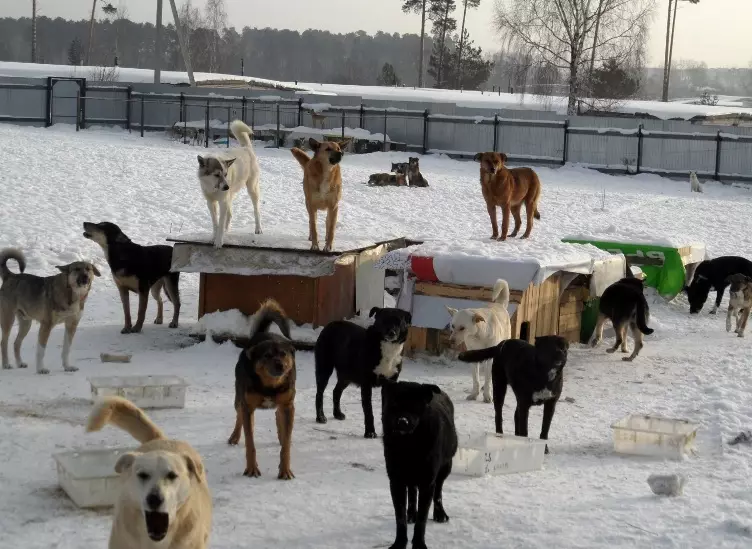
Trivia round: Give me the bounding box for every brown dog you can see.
[227,300,297,480]
[291,138,349,252]
[473,152,542,241]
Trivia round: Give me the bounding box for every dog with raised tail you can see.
[197,120,262,249]
[86,396,212,549]
[445,279,511,403]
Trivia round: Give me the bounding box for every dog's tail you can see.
[0,248,25,280]
[86,396,165,444]
[534,209,541,220]
[230,120,254,148]
[291,147,311,170]
[492,279,510,309]
[249,299,292,340]
[635,298,654,335]
[457,345,499,363]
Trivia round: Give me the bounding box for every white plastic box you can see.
[89,375,188,409]
[611,414,699,459]
[54,447,132,508]
[452,433,548,477]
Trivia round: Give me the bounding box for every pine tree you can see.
[427,0,456,88]
[68,37,84,65]
[377,63,401,86]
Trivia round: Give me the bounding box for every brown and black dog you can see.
[473,152,542,241]
[228,299,297,480]
[291,138,350,252]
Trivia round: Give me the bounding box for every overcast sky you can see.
[9,0,751,69]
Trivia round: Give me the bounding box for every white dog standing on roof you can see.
[446,278,511,403]
[197,119,262,249]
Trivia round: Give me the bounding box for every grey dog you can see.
[0,248,100,374]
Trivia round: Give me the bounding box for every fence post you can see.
[45,77,53,127]
[715,130,722,181]
[75,90,81,132]
[359,104,365,129]
[179,93,185,123]
[276,102,281,148]
[227,105,231,148]
[422,109,429,154]
[125,86,132,132]
[636,124,643,174]
[183,106,188,144]
[492,114,499,152]
[251,101,255,130]
[297,98,303,127]
[241,96,247,125]
[341,109,346,140]
[140,95,145,137]
[562,120,569,165]
[204,101,209,148]
[80,80,87,129]
[383,109,388,152]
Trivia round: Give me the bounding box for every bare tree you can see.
[494,0,655,115]
[86,0,98,65]
[31,0,38,63]
[661,0,700,102]
[403,0,430,87]
[204,0,227,73]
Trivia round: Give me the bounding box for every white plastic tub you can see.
[89,375,188,409]
[452,433,548,477]
[611,414,699,459]
[54,447,132,508]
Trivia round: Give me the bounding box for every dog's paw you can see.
[590,338,600,348]
[37,368,50,375]
[482,394,493,404]
[243,466,261,478]
[411,542,428,549]
[168,321,178,329]
[333,411,346,421]
[2,363,12,370]
[496,236,507,242]
[709,309,718,315]
[489,234,498,240]
[227,433,240,446]
[154,317,163,325]
[310,242,320,251]
[738,332,745,338]
[622,356,635,362]
[17,362,27,369]
[433,508,450,523]
[606,347,617,354]
[364,430,378,439]
[315,415,328,424]
[322,244,333,253]
[388,540,408,549]
[278,468,295,480]
[120,326,133,334]
[544,445,550,455]
[130,325,143,334]
[63,366,79,373]
[255,227,263,235]
[466,393,478,401]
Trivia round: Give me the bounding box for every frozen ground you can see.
[0,123,751,548]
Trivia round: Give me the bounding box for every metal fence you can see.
[2,75,752,182]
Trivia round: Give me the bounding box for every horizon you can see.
[5,0,751,70]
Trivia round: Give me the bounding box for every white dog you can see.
[446,279,511,403]
[197,120,262,249]
[690,171,703,193]
[86,396,212,549]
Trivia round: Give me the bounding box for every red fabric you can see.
[410,256,438,282]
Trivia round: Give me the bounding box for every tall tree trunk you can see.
[588,1,604,86]
[86,0,97,65]
[168,0,196,85]
[661,0,674,102]
[418,0,426,87]
[437,0,451,88]
[31,0,37,63]
[567,50,579,116]
[456,0,469,88]
[667,0,679,92]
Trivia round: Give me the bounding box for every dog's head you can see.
[197,155,235,192]
[369,307,412,343]
[408,157,420,170]
[82,221,130,251]
[245,338,296,387]
[309,138,348,166]
[115,449,203,543]
[56,261,100,294]
[725,273,752,301]
[534,335,569,378]
[381,380,441,436]
[473,152,508,176]
[391,162,408,175]
[445,306,488,347]
[686,272,712,314]
[618,277,645,290]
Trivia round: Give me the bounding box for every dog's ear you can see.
[224,158,236,169]
[422,384,441,403]
[369,307,381,318]
[404,311,412,325]
[114,452,139,474]
[184,454,205,482]
[91,264,101,277]
[472,313,485,324]
[338,138,351,150]
[56,265,70,274]
[309,138,321,152]
[197,155,205,168]
[445,306,458,318]
[500,153,508,163]
[473,152,482,161]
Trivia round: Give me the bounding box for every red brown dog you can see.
[473,152,542,241]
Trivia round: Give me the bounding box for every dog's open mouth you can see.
[144,511,169,542]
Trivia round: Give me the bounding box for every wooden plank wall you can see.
[558,286,588,343]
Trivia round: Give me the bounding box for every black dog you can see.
[314,307,412,438]
[381,381,457,549]
[83,221,180,333]
[591,276,653,361]
[685,256,752,314]
[459,335,568,454]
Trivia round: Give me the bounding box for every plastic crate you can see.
[611,414,699,459]
[452,433,548,477]
[54,447,132,508]
[89,375,188,409]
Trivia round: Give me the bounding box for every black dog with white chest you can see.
[459,335,569,453]
[314,307,412,438]
[382,380,457,549]
[685,255,752,314]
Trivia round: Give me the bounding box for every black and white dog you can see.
[685,256,752,314]
[314,307,412,438]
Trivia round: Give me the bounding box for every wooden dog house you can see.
[375,241,624,357]
[169,232,411,328]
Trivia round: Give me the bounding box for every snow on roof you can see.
[564,225,706,250]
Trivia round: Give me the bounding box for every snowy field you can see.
[1,123,752,548]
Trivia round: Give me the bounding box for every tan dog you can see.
[473,152,542,241]
[86,396,212,549]
[291,138,349,252]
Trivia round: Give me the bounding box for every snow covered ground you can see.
[0,123,751,548]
